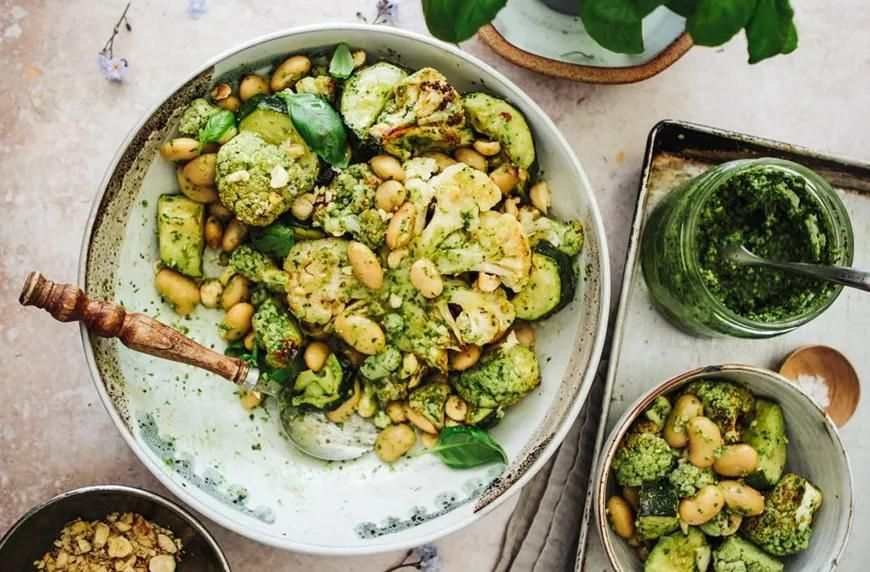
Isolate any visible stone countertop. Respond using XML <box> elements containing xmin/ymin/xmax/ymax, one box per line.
<box><xmin>1</xmin><ymin>1</ymin><xmax>867</xmax><ymax>570</ymax></box>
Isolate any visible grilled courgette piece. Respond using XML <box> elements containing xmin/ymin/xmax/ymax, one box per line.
<box><xmin>512</xmin><ymin>242</ymin><xmax>577</xmax><ymax>320</ymax></box>
<box><xmin>157</xmin><ymin>194</ymin><xmax>204</xmax><ymax>278</ymax></box>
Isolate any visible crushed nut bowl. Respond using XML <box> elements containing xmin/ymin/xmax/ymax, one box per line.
<box><xmin>0</xmin><ymin>485</ymin><xmax>230</xmax><ymax>571</ymax></box>
<box><xmin>78</xmin><ymin>25</ymin><xmax>609</xmax><ymax>554</ymax></box>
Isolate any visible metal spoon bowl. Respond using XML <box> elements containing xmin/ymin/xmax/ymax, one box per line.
<box><xmin>724</xmin><ymin>244</ymin><xmax>870</xmax><ymax>292</ymax></box>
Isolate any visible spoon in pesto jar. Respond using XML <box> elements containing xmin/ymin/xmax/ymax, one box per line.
<box><xmin>19</xmin><ymin>272</ymin><xmax>376</xmax><ymax>462</ymax></box>
<box><xmin>723</xmin><ymin>244</ymin><xmax>870</xmax><ymax>292</ymax></box>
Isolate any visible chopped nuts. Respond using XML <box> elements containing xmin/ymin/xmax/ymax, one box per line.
<box><xmin>107</xmin><ymin>536</ymin><xmax>133</xmax><ymax>559</ymax></box>
<box><xmin>34</xmin><ymin>513</ymin><xmax>183</xmax><ymax>572</ymax></box>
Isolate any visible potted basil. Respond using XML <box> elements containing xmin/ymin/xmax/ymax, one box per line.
<box><xmin>422</xmin><ymin>0</ymin><xmax>798</xmax><ymax>64</ymax></box>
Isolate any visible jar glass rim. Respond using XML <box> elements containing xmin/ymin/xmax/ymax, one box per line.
<box><xmin>681</xmin><ymin>158</ymin><xmax>855</xmax><ymax>332</ymax></box>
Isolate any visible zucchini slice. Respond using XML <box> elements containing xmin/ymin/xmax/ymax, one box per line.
<box><xmin>512</xmin><ymin>242</ymin><xmax>577</xmax><ymax>320</ymax></box>
<box><xmin>340</xmin><ymin>62</ymin><xmax>407</xmax><ymax>139</ymax></box>
<box><xmin>157</xmin><ymin>194</ymin><xmax>204</xmax><ymax>278</ymax></box>
<box><xmin>744</xmin><ymin>399</ymin><xmax>788</xmax><ymax>489</ymax></box>
<box><xmin>463</xmin><ymin>92</ymin><xmax>535</xmax><ymax>169</ymax></box>
<box><xmin>239</xmin><ymin>106</ymin><xmax>302</xmax><ymax>146</ymax></box>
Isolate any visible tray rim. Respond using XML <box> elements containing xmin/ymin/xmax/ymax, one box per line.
<box><xmin>575</xmin><ymin>119</ymin><xmax>870</xmax><ymax>568</ymax></box>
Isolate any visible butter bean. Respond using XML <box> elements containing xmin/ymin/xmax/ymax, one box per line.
<box><xmin>679</xmin><ymin>485</ymin><xmax>725</xmax><ymax>525</ymax></box>
<box><xmin>160</xmin><ymin>138</ymin><xmax>201</xmax><ymax>162</ymax></box>
<box><xmin>270</xmin><ymin>55</ymin><xmax>311</xmax><ymax>92</ymax></box>
<box><xmin>347</xmin><ymin>241</ymin><xmax>384</xmax><ymax>290</ymax></box>
<box><xmin>714</xmin><ymin>444</ymin><xmax>759</xmax><ymax>477</ymax></box>
<box><xmin>687</xmin><ymin>416</ymin><xmax>724</xmax><ymax>468</ymax></box>
<box><xmin>663</xmin><ymin>394</ymin><xmax>704</xmax><ymax>448</ymax></box>
<box><xmin>607</xmin><ymin>496</ymin><xmax>636</xmax><ymax>539</ymax></box>
<box><xmin>239</xmin><ymin>74</ymin><xmax>269</xmax><ymax>102</ymax></box>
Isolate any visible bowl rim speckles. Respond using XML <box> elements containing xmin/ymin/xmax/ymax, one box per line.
<box><xmin>75</xmin><ymin>24</ymin><xmax>611</xmax><ymax>554</ymax></box>
<box><xmin>0</xmin><ymin>484</ymin><xmax>231</xmax><ymax>571</ymax></box>
<box><xmin>594</xmin><ymin>364</ymin><xmax>854</xmax><ymax>572</ymax></box>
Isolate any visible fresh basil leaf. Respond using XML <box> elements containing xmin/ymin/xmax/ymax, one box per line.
<box><xmin>580</xmin><ymin>0</ymin><xmax>645</xmax><ymax>55</ymax></box>
<box><xmin>278</xmin><ymin>92</ymin><xmax>349</xmax><ymax>168</ymax></box>
<box><xmin>329</xmin><ymin>43</ymin><xmax>354</xmax><ymax>79</ymax></box>
<box><xmin>422</xmin><ymin>0</ymin><xmax>508</xmax><ymax>43</ymax></box>
<box><xmin>198</xmin><ymin>109</ymin><xmax>236</xmax><ymax>144</ymax></box>
<box><xmin>250</xmin><ymin>222</ymin><xmax>295</xmax><ymax>259</ymax></box>
<box><xmin>745</xmin><ymin>0</ymin><xmax>797</xmax><ymax>63</ymax></box>
<box><xmin>687</xmin><ymin>0</ymin><xmax>757</xmax><ymax>46</ymax></box>
<box><xmin>428</xmin><ymin>426</ymin><xmax>508</xmax><ymax>469</ymax></box>
<box><xmin>664</xmin><ymin>0</ymin><xmax>696</xmax><ymax>17</ymax></box>
<box><xmin>635</xmin><ymin>0</ymin><xmax>664</xmax><ymax>17</ymax></box>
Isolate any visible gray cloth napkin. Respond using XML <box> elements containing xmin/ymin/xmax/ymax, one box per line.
<box><xmin>494</xmin><ymin>369</ymin><xmax>606</xmax><ymax>572</ymax></box>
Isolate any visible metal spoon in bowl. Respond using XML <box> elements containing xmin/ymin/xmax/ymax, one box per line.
<box><xmin>18</xmin><ymin>272</ymin><xmax>376</xmax><ymax>461</ymax></box>
<box><xmin>724</xmin><ymin>244</ymin><xmax>870</xmax><ymax>292</ymax></box>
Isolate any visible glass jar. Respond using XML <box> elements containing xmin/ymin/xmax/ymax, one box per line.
<box><xmin>641</xmin><ymin>158</ymin><xmax>854</xmax><ymax>338</ymax></box>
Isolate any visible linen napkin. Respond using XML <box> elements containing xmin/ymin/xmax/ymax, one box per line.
<box><xmin>493</xmin><ymin>366</ymin><xmax>607</xmax><ymax>572</ymax></box>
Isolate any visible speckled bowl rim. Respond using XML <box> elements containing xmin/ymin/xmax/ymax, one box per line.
<box><xmin>0</xmin><ymin>484</ymin><xmax>232</xmax><ymax>570</ymax></box>
<box><xmin>75</xmin><ymin>24</ymin><xmax>611</xmax><ymax>555</ymax></box>
<box><xmin>593</xmin><ymin>364</ymin><xmax>854</xmax><ymax>572</ymax></box>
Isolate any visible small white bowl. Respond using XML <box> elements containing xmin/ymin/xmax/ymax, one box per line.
<box><xmin>594</xmin><ymin>364</ymin><xmax>854</xmax><ymax>571</ymax></box>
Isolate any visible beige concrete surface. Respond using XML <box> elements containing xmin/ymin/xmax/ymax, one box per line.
<box><xmin>1</xmin><ymin>0</ymin><xmax>868</xmax><ymax>570</ymax></box>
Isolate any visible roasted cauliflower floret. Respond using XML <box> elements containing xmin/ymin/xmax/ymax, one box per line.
<box><xmin>312</xmin><ymin>164</ymin><xmax>387</xmax><ymax>249</ymax></box>
<box><xmin>434</xmin><ymin>211</ymin><xmax>532</xmax><ymax>292</ymax></box>
<box><xmin>178</xmin><ymin>97</ymin><xmax>221</xmax><ymax>136</ymax></box>
<box><xmin>229</xmin><ymin>245</ymin><xmax>289</xmax><ymax>292</ymax></box>
<box><xmin>611</xmin><ymin>432</ymin><xmax>676</xmax><ymax>487</ymax></box>
<box><xmin>252</xmin><ymin>298</ymin><xmax>303</xmax><ymax>369</ymax></box>
<box><xmin>453</xmin><ymin>340</ymin><xmax>540</xmax><ymax>415</ymax></box>
<box><xmin>283</xmin><ymin>238</ymin><xmax>368</xmax><ymax>326</ymax></box>
<box><xmin>685</xmin><ymin>380</ymin><xmax>755</xmax><ymax>443</ymax></box>
<box><xmin>379</xmin><ymin>265</ymin><xmax>455</xmax><ymax>370</ymax></box>
<box><xmin>359</xmin><ymin>346</ymin><xmax>408</xmax><ymax>402</ymax></box>
<box><xmin>216</xmin><ymin>131</ymin><xmax>317</xmax><ymax>226</ymax></box>
<box><xmin>370</xmin><ymin>67</ymin><xmax>473</xmax><ymax>159</ymax></box>
<box><xmin>713</xmin><ymin>536</ymin><xmax>784</xmax><ymax>572</ymax></box>
<box><xmin>742</xmin><ymin>473</ymin><xmax>823</xmax><ymax>556</ymax></box>
<box><xmin>519</xmin><ymin>208</ymin><xmax>585</xmax><ymax>256</ymax></box>
<box><xmin>295</xmin><ymin>75</ymin><xmax>337</xmax><ymax>102</ymax></box>
<box><xmin>408</xmin><ymin>383</ymin><xmax>451</xmax><ymax>429</ymax></box>
<box><xmin>669</xmin><ymin>459</ymin><xmax>717</xmax><ymax>498</ymax></box>
<box><xmin>416</xmin><ymin>163</ymin><xmax>502</xmax><ymax>257</ymax></box>
<box><xmin>438</xmin><ymin>281</ymin><xmax>515</xmax><ymax>346</ymax></box>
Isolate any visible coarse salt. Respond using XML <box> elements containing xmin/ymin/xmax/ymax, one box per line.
<box><xmin>794</xmin><ymin>373</ymin><xmax>831</xmax><ymax>409</ymax></box>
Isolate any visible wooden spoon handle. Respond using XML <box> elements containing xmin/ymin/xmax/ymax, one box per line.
<box><xmin>19</xmin><ymin>272</ymin><xmax>250</xmax><ymax>385</ymax></box>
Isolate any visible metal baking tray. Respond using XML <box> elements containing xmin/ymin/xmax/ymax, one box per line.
<box><xmin>576</xmin><ymin>120</ymin><xmax>870</xmax><ymax>570</ymax></box>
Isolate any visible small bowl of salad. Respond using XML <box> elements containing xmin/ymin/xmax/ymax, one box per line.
<box><xmin>594</xmin><ymin>364</ymin><xmax>853</xmax><ymax>572</ymax></box>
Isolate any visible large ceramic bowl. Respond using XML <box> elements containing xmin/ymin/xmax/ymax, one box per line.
<box><xmin>78</xmin><ymin>25</ymin><xmax>610</xmax><ymax>554</ymax></box>
<box><xmin>0</xmin><ymin>485</ymin><xmax>230</xmax><ymax>570</ymax></box>
<box><xmin>594</xmin><ymin>365</ymin><xmax>853</xmax><ymax>571</ymax></box>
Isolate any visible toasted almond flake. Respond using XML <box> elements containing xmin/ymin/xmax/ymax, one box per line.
<box><xmin>270</xmin><ymin>164</ymin><xmax>290</xmax><ymax>188</ymax></box>
<box><xmin>224</xmin><ymin>169</ymin><xmax>250</xmax><ymax>183</ymax></box>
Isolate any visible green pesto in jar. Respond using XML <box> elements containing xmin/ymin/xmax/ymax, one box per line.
<box><xmin>694</xmin><ymin>168</ymin><xmax>835</xmax><ymax>322</ymax></box>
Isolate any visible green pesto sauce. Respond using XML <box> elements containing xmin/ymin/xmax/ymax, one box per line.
<box><xmin>695</xmin><ymin>168</ymin><xmax>835</xmax><ymax>322</ymax></box>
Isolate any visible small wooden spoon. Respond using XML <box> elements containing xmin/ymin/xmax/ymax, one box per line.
<box><xmin>780</xmin><ymin>345</ymin><xmax>860</xmax><ymax>427</ymax></box>
<box><xmin>19</xmin><ymin>272</ymin><xmax>376</xmax><ymax>461</ymax></box>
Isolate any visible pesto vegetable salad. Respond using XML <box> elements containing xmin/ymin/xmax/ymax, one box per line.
<box><xmin>153</xmin><ymin>45</ymin><xmax>585</xmax><ymax>466</ymax></box>
<box><xmin>606</xmin><ymin>380</ymin><xmax>823</xmax><ymax>572</ymax></box>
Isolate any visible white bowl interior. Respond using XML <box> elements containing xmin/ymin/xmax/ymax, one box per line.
<box><xmin>596</xmin><ymin>366</ymin><xmax>853</xmax><ymax>571</ymax></box>
<box><xmin>81</xmin><ymin>26</ymin><xmax>609</xmax><ymax>554</ymax></box>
